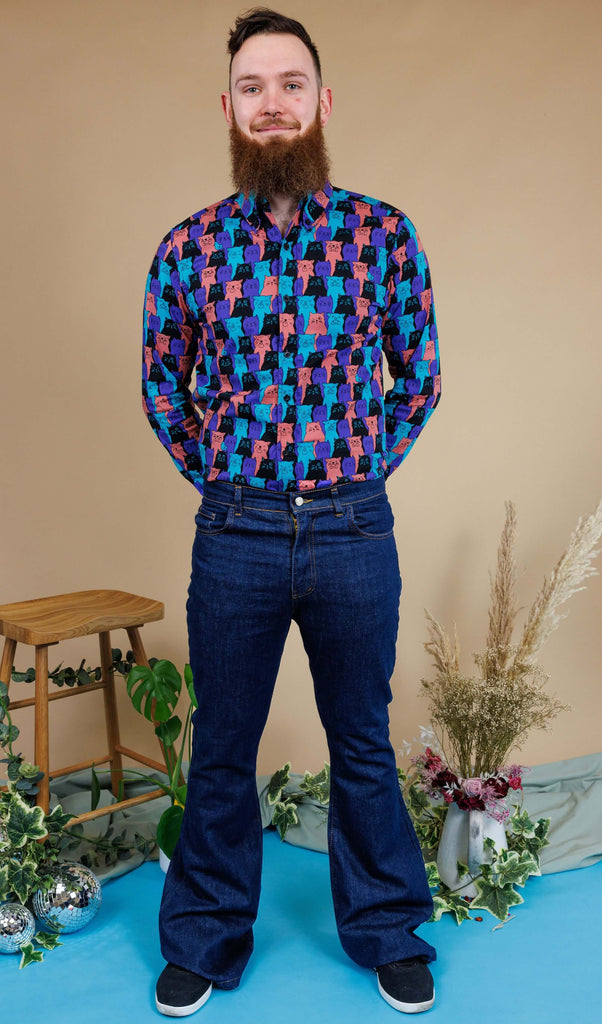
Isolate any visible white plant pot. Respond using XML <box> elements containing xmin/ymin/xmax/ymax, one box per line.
<box><xmin>159</xmin><ymin>849</ymin><xmax>171</xmax><ymax>874</ymax></box>
<box><xmin>436</xmin><ymin>802</ymin><xmax>507</xmax><ymax>898</ymax></box>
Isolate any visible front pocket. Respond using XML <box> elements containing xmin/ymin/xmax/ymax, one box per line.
<box><xmin>347</xmin><ymin>495</ymin><xmax>395</xmax><ymax>539</ymax></box>
<box><xmin>194</xmin><ymin>501</ymin><xmax>234</xmax><ymax>535</ymax></box>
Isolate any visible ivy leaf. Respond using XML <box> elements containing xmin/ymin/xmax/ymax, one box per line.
<box><xmin>6</xmin><ymin>792</ymin><xmax>47</xmax><ymax>847</ymax></box>
<box><xmin>267</xmin><ymin>763</ymin><xmax>291</xmax><ymax>805</ymax></box>
<box><xmin>470</xmin><ymin>878</ymin><xmax>524</xmax><ymax>921</ymax></box>
<box><xmin>507</xmin><ymin>807</ymin><xmax>537</xmax><ymax>840</ymax></box>
<box><xmin>493</xmin><ymin>848</ymin><xmax>540</xmax><ymax>888</ymax></box>
<box><xmin>19</xmin><ymin>942</ymin><xmax>44</xmax><ymax>968</ymax></box>
<box><xmin>425</xmin><ymin>860</ymin><xmax>442</xmax><ymax>888</ymax></box>
<box><xmin>8</xmin><ymin>856</ymin><xmax>41</xmax><ymax>903</ymax></box>
<box><xmin>272</xmin><ymin>799</ymin><xmax>298</xmax><ymax>840</ymax></box>
<box><xmin>45</xmin><ymin>803</ymin><xmax>74</xmax><ymax>834</ymax></box>
<box><xmin>407</xmin><ymin>784</ymin><xmax>432</xmax><ymax>817</ymax></box>
<box><xmin>428</xmin><ymin>895</ymin><xmax>450</xmax><ymax>922</ymax></box>
<box><xmin>299</xmin><ymin>763</ymin><xmax>330</xmax><ymax>804</ymax></box>
<box><xmin>0</xmin><ymin>862</ymin><xmax>10</xmax><ymax>900</ymax></box>
<box><xmin>33</xmin><ymin>929</ymin><xmax>63</xmax><ymax>951</ymax></box>
<box><xmin>445</xmin><ymin>891</ymin><xmax>473</xmax><ymax>925</ymax></box>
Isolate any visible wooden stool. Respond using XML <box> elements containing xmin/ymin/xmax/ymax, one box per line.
<box><xmin>0</xmin><ymin>589</ymin><xmax>166</xmax><ymax>823</ymax></box>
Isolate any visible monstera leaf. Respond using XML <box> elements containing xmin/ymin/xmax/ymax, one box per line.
<box><xmin>126</xmin><ymin>660</ymin><xmax>182</xmax><ymax>723</ymax></box>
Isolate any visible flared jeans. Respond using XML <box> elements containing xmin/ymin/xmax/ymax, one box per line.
<box><xmin>159</xmin><ymin>476</ymin><xmax>436</xmax><ymax>988</ymax></box>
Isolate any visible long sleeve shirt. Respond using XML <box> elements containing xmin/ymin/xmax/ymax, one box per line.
<box><xmin>142</xmin><ymin>181</ymin><xmax>441</xmax><ymax>494</ymax></box>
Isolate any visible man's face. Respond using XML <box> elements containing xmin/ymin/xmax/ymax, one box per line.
<box><xmin>222</xmin><ymin>32</ymin><xmax>332</xmax><ymax>141</ymax></box>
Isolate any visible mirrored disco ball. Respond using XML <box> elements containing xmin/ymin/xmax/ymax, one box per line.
<box><xmin>32</xmin><ymin>862</ymin><xmax>102</xmax><ymax>933</ymax></box>
<box><xmin>0</xmin><ymin>903</ymin><xmax>36</xmax><ymax>953</ymax></box>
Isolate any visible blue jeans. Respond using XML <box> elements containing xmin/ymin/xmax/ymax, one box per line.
<box><xmin>159</xmin><ymin>476</ymin><xmax>436</xmax><ymax>988</ymax></box>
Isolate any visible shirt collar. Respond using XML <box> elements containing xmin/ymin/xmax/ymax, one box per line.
<box><xmin>237</xmin><ymin>181</ymin><xmax>333</xmax><ymax>231</ymax></box>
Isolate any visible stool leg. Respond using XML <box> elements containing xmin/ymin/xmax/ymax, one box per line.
<box><xmin>0</xmin><ymin>637</ymin><xmax>17</xmax><ymax>688</ymax></box>
<box><xmin>99</xmin><ymin>631</ymin><xmax>123</xmax><ymax>799</ymax></box>
<box><xmin>0</xmin><ymin>640</ymin><xmax>17</xmax><ymax>788</ymax></box>
<box><xmin>35</xmin><ymin>645</ymin><xmax>50</xmax><ymax>814</ymax></box>
<box><xmin>126</xmin><ymin>626</ymin><xmax>174</xmax><ymax>778</ymax></box>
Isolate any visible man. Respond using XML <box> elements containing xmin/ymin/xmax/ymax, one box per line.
<box><xmin>143</xmin><ymin>8</ymin><xmax>441</xmax><ymax>1016</ymax></box>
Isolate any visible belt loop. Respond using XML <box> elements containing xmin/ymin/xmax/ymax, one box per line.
<box><xmin>331</xmin><ymin>485</ymin><xmax>343</xmax><ymax>516</ymax></box>
<box><xmin>234</xmin><ymin>484</ymin><xmax>242</xmax><ymax>515</ymax></box>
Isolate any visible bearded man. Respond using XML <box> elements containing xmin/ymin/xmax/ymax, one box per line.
<box><xmin>143</xmin><ymin>7</ymin><xmax>441</xmax><ymax>1017</ymax></box>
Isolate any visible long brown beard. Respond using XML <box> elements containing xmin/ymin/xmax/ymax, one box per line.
<box><xmin>229</xmin><ymin>109</ymin><xmax>330</xmax><ymax>202</ymax></box>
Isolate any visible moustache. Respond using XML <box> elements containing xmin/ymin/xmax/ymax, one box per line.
<box><xmin>251</xmin><ymin>117</ymin><xmax>302</xmax><ymax>132</ymax></box>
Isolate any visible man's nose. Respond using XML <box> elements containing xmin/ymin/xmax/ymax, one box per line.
<box><xmin>261</xmin><ymin>87</ymin><xmax>283</xmax><ymax>118</ymax></box>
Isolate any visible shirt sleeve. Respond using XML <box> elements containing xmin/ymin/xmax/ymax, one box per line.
<box><xmin>142</xmin><ymin>232</ymin><xmax>205</xmax><ymax>493</ymax></box>
<box><xmin>381</xmin><ymin>215</ymin><xmax>441</xmax><ymax>477</ymax></box>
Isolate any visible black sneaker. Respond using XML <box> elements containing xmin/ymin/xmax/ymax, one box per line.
<box><xmin>376</xmin><ymin>957</ymin><xmax>435</xmax><ymax>1013</ymax></box>
<box><xmin>155</xmin><ymin>963</ymin><xmax>213</xmax><ymax>1017</ymax></box>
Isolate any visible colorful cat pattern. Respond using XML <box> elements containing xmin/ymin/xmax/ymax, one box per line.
<box><xmin>142</xmin><ymin>182</ymin><xmax>441</xmax><ymax>493</ymax></box>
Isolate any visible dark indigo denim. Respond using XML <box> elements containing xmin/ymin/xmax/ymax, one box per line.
<box><xmin>159</xmin><ymin>476</ymin><xmax>437</xmax><ymax>988</ymax></box>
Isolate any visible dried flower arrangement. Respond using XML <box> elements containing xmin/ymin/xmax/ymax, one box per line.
<box><xmin>416</xmin><ymin>498</ymin><xmax>602</xmax><ymax>780</ymax></box>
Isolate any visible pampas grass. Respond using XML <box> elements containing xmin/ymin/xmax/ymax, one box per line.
<box><xmin>421</xmin><ymin>499</ymin><xmax>602</xmax><ymax>778</ymax></box>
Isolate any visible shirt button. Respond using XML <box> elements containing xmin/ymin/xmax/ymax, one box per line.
<box><xmin>294</xmin><ymin>496</ymin><xmax>304</xmax><ymax>506</ymax></box>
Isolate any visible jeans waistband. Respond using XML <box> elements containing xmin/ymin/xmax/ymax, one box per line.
<box><xmin>202</xmin><ymin>475</ymin><xmax>387</xmax><ymax>515</ymax></box>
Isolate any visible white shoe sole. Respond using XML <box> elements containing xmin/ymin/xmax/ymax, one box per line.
<box><xmin>156</xmin><ymin>982</ymin><xmax>213</xmax><ymax>1017</ymax></box>
<box><xmin>377</xmin><ymin>977</ymin><xmax>435</xmax><ymax>1013</ymax></box>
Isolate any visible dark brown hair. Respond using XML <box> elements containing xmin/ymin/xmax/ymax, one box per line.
<box><xmin>227</xmin><ymin>7</ymin><xmax>322</xmax><ymax>84</ymax></box>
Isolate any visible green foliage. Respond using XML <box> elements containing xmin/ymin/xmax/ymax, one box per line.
<box><xmin>19</xmin><ymin>943</ymin><xmax>44</xmax><ymax>968</ymax></box>
<box><xmin>272</xmin><ymin>800</ymin><xmax>299</xmax><ymax>840</ymax></box>
<box><xmin>126</xmin><ymin>660</ymin><xmax>182</xmax><ymax>723</ymax></box>
<box><xmin>0</xmin><ymin>650</ymin><xmax>161</xmax><ymax>967</ymax></box>
<box><xmin>33</xmin><ymin>928</ymin><xmax>63</xmax><ymax>951</ymax></box>
<box><xmin>401</xmin><ymin>774</ymin><xmax>551</xmax><ymax>925</ymax></box>
<box><xmin>267</xmin><ymin>763</ymin><xmax>291</xmax><ymax>805</ymax></box>
<box><xmin>5</xmin><ymin>793</ymin><xmax>47</xmax><ymax>847</ymax></box>
<box><xmin>157</xmin><ymin>804</ymin><xmax>185</xmax><ymax>859</ymax></box>
<box><xmin>299</xmin><ymin>763</ymin><xmax>330</xmax><ymax>804</ymax></box>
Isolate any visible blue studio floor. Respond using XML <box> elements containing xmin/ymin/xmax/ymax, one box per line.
<box><xmin>2</xmin><ymin>830</ymin><xmax>601</xmax><ymax>1024</ymax></box>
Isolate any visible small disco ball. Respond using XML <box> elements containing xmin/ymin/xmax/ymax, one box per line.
<box><xmin>0</xmin><ymin>903</ymin><xmax>36</xmax><ymax>953</ymax></box>
<box><xmin>32</xmin><ymin>861</ymin><xmax>102</xmax><ymax>934</ymax></box>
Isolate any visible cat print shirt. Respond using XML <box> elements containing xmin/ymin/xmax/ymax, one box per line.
<box><xmin>142</xmin><ymin>182</ymin><xmax>441</xmax><ymax>494</ymax></box>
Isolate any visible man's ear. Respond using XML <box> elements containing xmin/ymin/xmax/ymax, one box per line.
<box><xmin>221</xmin><ymin>91</ymin><xmax>233</xmax><ymax>126</ymax></box>
<box><xmin>319</xmin><ymin>86</ymin><xmax>333</xmax><ymax>127</ymax></box>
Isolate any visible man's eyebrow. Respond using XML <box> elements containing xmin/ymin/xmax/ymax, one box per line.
<box><xmin>234</xmin><ymin>70</ymin><xmax>310</xmax><ymax>87</ymax></box>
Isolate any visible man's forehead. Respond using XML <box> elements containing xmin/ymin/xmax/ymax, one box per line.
<box><xmin>230</xmin><ymin>32</ymin><xmax>316</xmax><ymax>80</ymax></box>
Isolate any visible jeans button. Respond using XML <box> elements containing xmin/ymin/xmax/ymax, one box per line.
<box><xmin>294</xmin><ymin>496</ymin><xmax>303</xmax><ymax>506</ymax></box>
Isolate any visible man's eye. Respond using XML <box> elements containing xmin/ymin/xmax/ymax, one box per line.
<box><xmin>245</xmin><ymin>86</ymin><xmax>259</xmax><ymax>94</ymax></box>
<box><xmin>285</xmin><ymin>83</ymin><xmax>301</xmax><ymax>90</ymax></box>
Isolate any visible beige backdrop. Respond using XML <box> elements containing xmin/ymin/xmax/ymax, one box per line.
<box><xmin>2</xmin><ymin>0</ymin><xmax>601</xmax><ymax>780</ymax></box>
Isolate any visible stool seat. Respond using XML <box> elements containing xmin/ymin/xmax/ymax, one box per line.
<box><xmin>0</xmin><ymin>590</ymin><xmax>164</xmax><ymax>645</ymax></box>
<box><xmin>0</xmin><ymin>589</ymin><xmax>167</xmax><ymax>824</ymax></box>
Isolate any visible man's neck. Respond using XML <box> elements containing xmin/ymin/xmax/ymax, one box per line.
<box><xmin>268</xmin><ymin>192</ymin><xmax>299</xmax><ymax>239</ymax></box>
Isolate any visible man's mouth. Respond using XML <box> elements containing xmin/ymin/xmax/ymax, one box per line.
<box><xmin>252</xmin><ymin>121</ymin><xmax>301</xmax><ymax>135</ymax></box>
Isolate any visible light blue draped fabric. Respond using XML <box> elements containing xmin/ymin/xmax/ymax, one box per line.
<box><xmin>48</xmin><ymin>751</ymin><xmax>602</xmax><ymax>882</ymax></box>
